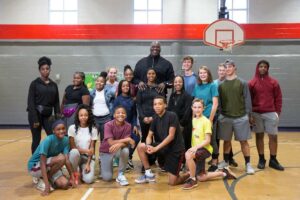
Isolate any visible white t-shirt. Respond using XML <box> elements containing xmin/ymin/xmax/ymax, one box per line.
<box><xmin>93</xmin><ymin>90</ymin><xmax>110</xmax><ymax>116</ymax></box>
<box><xmin>68</xmin><ymin>124</ymin><xmax>98</xmax><ymax>150</ymax></box>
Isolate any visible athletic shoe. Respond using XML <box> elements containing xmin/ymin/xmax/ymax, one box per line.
<box><xmin>32</xmin><ymin>177</ymin><xmax>39</xmax><ymax>184</ymax></box>
<box><xmin>36</xmin><ymin>179</ymin><xmax>54</xmax><ymax>192</ymax></box>
<box><xmin>218</xmin><ymin>160</ymin><xmax>229</xmax><ymax>169</ymax></box>
<box><xmin>182</xmin><ymin>178</ymin><xmax>198</xmax><ymax>190</ymax></box>
<box><xmin>208</xmin><ymin>165</ymin><xmax>218</xmax><ymax>172</ymax></box>
<box><xmin>116</xmin><ymin>174</ymin><xmax>129</xmax><ymax>186</ymax></box>
<box><xmin>229</xmin><ymin>159</ymin><xmax>239</xmax><ymax>167</ymax></box>
<box><xmin>135</xmin><ymin>173</ymin><xmax>156</xmax><ymax>184</ymax></box>
<box><xmin>269</xmin><ymin>159</ymin><xmax>284</xmax><ymax>171</ymax></box>
<box><xmin>113</xmin><ymin>157</ymin><xmax>119</xmax><ymax>167</ymax></box>
<box><xmin>128</xmin><ymin>159</ymin><xmax>134</xmax><ymax>169</ymax></box>
<box><xmin>246</xmin><ymin>163</ymin><xmax>255</xmax><ymax>175</ymax></box>
<box><xmin>257</xmin><ymin>159</ymin><xmax>266</xmax><ymax>169</ymax></box>
<box><xmin>222</xmin><ymin>167</ymin><xmax>237</xmax><ymax>180</ymax></box>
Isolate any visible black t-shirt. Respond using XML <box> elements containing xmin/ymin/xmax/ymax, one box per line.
<box><xmin>64</xmin><ymin>85</ymin><xmax>90</xmax><ymax>105</ymax></box>
<box><xmin>150</xmin><ymin>111</ymin><xmax>185</xmax><ymax>153</ymax></box>
<box><xmin>27</xmin><ymin>78</ymin><xmax>60</xmax><ymax>122</ymax></box>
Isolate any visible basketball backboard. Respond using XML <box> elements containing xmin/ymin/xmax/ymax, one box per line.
<box><xmin>204</xmin><ymin>19</ymin><xmax>245</xmax><ymax>51</ymax></box>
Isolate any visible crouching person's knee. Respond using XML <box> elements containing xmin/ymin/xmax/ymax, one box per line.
<box><xmin>82</xmin><ymin>173</ymin><xmax>95</xmax><ymax>184</ymax></box>
<box><xmin>101</xmin><ymin>172</ymin><xmax>113</xmax><ymax>182</ymax></box>
<box><xmin>54</xmin><ymin>176</ymin><xmax>69</xmax><ymax>190</ymax></box>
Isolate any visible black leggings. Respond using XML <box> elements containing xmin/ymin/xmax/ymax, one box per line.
<box><xmin>28</xmin><ymin>113</ymin><xmax>53</xmax><ymax>154</ymax></box>
<box><xmin>139</xmin><ymin>119</ymin><xmax>151</xmax><ymax>143</ymax></box>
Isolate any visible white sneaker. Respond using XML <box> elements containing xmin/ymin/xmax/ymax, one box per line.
<box><xmin>218</xmin><ymin>160</ymin><xmax>229</xmax><ymax>169</ymax></box>
<box><xmin>36</xmin><ymin>179</ymin><xmax>54</xmax><ymax>192</ymax></box>
<box><xmin>116</xmin><ymin>174</ymin><xmax>129</xmax><ymax>186</ymax></box>
<box><xmin>246</xmin><ymin>163</ymin><xmax>255</xmax><ymax>175</ymax></box>
<box><xmin>32</xmin><ymin>177</ymin><xmax>39</xmax><ymax>184</ymax></box>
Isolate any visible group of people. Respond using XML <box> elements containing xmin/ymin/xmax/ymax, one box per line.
<box><xmin>27</xmin><ymin>41</ymin><xmax>284</xmax><ymax>195</ymax></box>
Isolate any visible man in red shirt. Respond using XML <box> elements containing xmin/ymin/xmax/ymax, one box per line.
<box><xmin>249</xmin><ymin>60</ymin><xmax>284</xmax><ymax>171</ymax></box>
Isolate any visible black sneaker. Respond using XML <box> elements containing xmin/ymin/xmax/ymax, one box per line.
<box><xmin>257</xmin><ymin>159</ymin><xmax>266</xmax><ymax>169</ymax></box>
<box><xmin>269</xmin><ymin>159</ymin><xmax>284</xmax><ymax>171</ymax></box>
<box><xmin>229</xmin><ymin>159</ymin><xmax>238</xmax><ymax>167</ymax></box>
<box><xmin>208</xmin><ymin>165</ymin><xmax>218</xmax><ymax>172</ymax></box>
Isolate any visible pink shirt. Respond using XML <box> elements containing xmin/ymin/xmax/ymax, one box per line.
<box><xmin>99</xmin><ymin>120</ymin><xmax>131</xmax><ymax>153</ymax></box>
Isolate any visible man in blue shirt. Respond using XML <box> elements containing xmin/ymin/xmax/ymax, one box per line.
<box><xmin>182</xmin><ymin>56</ymin><xmax>197</xmax><ymax>95</ymax></box>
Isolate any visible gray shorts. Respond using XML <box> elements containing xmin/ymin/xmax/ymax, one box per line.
<box><xmin>252</xmin><ymin>112</ymin><xmax>279</xmax><ymax>135</ymax></box>
<box><xmin>30</xmin><ymin>157</ymin><xmax>63</xmax><ymax>183</ymax></box>
<box><xmin>218</xmin><ymin>114</ymin><xmax>251</xmax><ymax>141</ymax></box>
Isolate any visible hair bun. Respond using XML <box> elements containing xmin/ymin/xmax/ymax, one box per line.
<box><xmin>100</xmin><ymin>71</ymin><xmax>108</xmax><ymax>79</ymax></box>
<box><xmin>123</xmin><ymin>65</ymin><xmax>132</xmax><ymax>72</ymax></box>
<box><xmin>38</xmin><ymin>56</ymin><xmax>52</xmax><ymax>68</ymax></box>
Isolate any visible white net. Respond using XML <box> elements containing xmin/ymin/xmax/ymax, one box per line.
<box><xmin>219</xmin><ymin>40</ymin><xmax>234</xmax><ymax>52</ymax></box>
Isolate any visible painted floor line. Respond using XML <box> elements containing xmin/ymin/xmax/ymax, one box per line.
<box><xmin>124</xmin><ymin>188</ymin><xmax>131</xmax><ymax>200</ymax></box>
<box><xmin>0</xmin><ymin>136</ymin><xmax>30</xmax><ymax>147</ymax></box>
<box><xmin>81</xmin><ymin>188</ymin><xmax>94</xmax><ymax>200</ymax></box>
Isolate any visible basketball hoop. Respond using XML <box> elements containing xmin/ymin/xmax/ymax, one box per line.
<box><xmin>203</xmin><ymin>19</ymin><xmax>245</xmax><ymax>53</ymax></box>
<box><xmin>219</xmin><ymin>40</ymin><xmax>234</xmax><ymax>52</ymax></box>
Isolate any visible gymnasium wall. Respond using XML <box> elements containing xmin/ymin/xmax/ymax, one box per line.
<box><xmin>1</xmin><ymin>0</ymin><xmax>300</xmax><ymax>24</ymax></box>
<box><xmin>249</xmin><ymin>0</ymin><xmax>300</xmax><ymax>23</ymax></box>
<box><xmin>0</xmin><ymin>0</ymin><xmax>300</xmax><ymax>127</ymax></box>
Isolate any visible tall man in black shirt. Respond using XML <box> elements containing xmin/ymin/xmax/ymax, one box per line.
<box><xmin>133</xmin><ymin>41</ymin><xmax>175</xmax><ymax>93</ymax></box>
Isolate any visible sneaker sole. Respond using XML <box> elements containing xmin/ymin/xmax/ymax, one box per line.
<box><xmin>269</xmin><ymin>164</ymin><xmax>285</xmax><ymax>171</ymax></box>
<box><xmin>257</xmin><ymin>165</ymin><xmax>265</xmax><ymax>169</ymax></box>
<box><xmin>116</xmin><ymin>178</ymin><xmax>129</xmax><ymax>186</ymax></box>
<box><xmin>146</xmin><ymin>178</ymin><xmax>156</xmax><ymax>182</ymax></box>
<box><xmin>182</xmin><ymin>183</ymin><xmax>198</xmax><ymax>190</ymax></box>
<box><xmin>36</xmin><ymin>185</ymin><xmax>45</xmax><ymax>192</ymax></box>
<box><xmin>246</xmin><ymin>171</ymin><xmax>255</xmax><ymax>175</ymax></box>
<box><xmin>36</xmin><ymin>185</ymin><xmax>54</xmax><ymax>192</ymax></box>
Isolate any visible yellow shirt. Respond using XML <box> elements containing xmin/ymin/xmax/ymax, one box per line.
<box><xmin>191</xmin><ymin>116</ymin><xmax>213</xmax><ymax>154</ymax></box>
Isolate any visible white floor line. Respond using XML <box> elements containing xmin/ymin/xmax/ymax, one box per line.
<box><xmin>81</xmin><ymin>188</ymin><xmax>94</xmax><ymax>200</ymax></box>
<box><xmin>278</xmin><ymin>142</ymin><xmax>300</xmax><ymax>144</ymax></box>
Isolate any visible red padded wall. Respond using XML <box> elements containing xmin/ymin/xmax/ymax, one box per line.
<box><xmin>0</xmin><ymin>24</ymin><xmax>299</xmax><ymax>40</ymax></box>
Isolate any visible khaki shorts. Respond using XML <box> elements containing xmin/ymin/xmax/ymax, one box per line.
<box><xmin>252</xmin><ymin>112</ymin><xmax>279</xmax><ymax>135</ymax></box>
